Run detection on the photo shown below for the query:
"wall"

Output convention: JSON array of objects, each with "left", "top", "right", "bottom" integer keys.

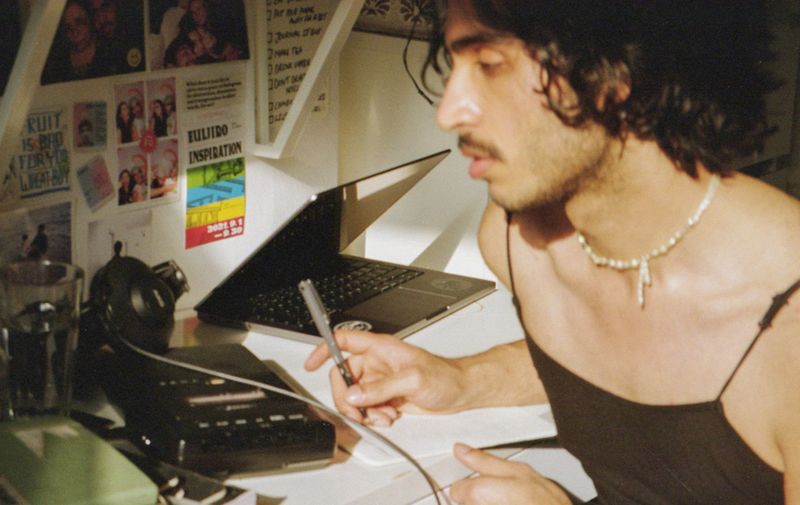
[
  {"left": 5, "top": 2, "right": 799, "bottom": 315},
  {"left": 1, "top": 0, "right": 341, "bottom": 311},
  {"left": 338, "top": 31, "right": 496, "bottom": 283},
  {"left": 752, "top": 0, "right": 800, "bottom": 195}
]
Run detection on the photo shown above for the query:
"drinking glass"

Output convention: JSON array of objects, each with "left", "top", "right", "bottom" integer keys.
[{"left": 0, "top": 261, "right": 84, "bottom": 420}]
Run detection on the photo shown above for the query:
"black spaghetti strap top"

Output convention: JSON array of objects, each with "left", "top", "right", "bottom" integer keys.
[{"left": 506, "top": 213, "right": 792, "bottom": 504}]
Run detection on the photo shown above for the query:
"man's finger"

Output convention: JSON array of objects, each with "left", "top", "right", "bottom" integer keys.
[
  {"left": 328, "top": 365, "right": 366, "bottom": 423},
  {"left": 333, "top": 329, "right": 391, "bottom": 354},
  {"left": 344, "top": 367, "right": 422, "bottom": 407},
  {"left": 454, "top": 443, "right": 526, "bottom": 478},
  {"left": 304, "top": 330, "right": 385, "bottom": 371},
  {"left": 304, "top": 341, "right": 332, "bottom": 371}
]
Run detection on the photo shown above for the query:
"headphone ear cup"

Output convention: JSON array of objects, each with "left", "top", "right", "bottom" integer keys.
[{"left": 87, "top": 256, "right": 174, "bottom": 354}]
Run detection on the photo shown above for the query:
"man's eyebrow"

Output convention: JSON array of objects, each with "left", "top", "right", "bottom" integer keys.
[{"left": 447, "top": 32, "right": 509, "bottom": 53}]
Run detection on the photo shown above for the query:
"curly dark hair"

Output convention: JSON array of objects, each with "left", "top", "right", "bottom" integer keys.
[{"left": 424, "top": 0, "right": 780, "bottom": 176}]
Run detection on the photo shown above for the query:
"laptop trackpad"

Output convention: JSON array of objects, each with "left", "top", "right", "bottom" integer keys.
[{"left": 344, "top": 288, "right": 456, "bottom": 328}]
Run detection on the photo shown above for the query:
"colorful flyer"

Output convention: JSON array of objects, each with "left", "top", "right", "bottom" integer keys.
[
  {"left": 185, "top": 157, "right": 245, "bottom": 249},
  {"left": 13, "top": 108, "right": 70, "bottom": 199}
]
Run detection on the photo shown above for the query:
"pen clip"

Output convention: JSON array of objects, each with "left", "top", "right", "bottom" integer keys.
[{"left": 299, "top": 279, "right": 330, "bottom": 326}]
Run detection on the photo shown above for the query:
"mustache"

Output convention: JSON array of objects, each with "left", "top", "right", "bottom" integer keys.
[{"left": 458, "top": 135, "right": 503, "bottom": 161}]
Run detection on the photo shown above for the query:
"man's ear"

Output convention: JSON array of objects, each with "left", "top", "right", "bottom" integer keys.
[{"left": 596, "top": 62, "right": 631, "bottom": 111}]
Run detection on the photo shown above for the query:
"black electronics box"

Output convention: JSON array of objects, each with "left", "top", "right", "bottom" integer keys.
[{"left": 99, "top": 343, "right": 336, "bottom": 477}]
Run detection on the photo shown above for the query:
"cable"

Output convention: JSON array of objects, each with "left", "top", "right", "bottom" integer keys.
[
  {"left": 403, "top": 19, "right": 435, "bottom": 106},
  {"left": 119, "top": 337, "right": 452, "bottom": 505}
]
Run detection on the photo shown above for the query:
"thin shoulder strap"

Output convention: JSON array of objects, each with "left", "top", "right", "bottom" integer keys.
[{"left": 717, "top": 278, "right": 800, "bottom": 400}]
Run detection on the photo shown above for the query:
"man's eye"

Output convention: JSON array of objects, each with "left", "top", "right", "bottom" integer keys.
[
  {"left": 478, "top": 61, "right": 502, "bottom": 74},
  {"left": 476, "top": 50, "right": 504, "bottom": 73}
]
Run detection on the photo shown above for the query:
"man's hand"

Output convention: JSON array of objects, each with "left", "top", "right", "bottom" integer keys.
[
  {"left": 449, "top": 444, "right": 572, "bottom": 505},
  {"left": 304, "top": 330, "right": 469, "bottom": 426}
]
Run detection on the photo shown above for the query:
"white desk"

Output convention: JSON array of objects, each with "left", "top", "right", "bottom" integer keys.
[{"left": 172, "top": 289, "right": 596, "bottom": 504}]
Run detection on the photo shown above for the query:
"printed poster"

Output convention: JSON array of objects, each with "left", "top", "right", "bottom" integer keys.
[
  {"left": 185, "top": 157, "right": 245, "bottom": 248},
  {"left": 182, "top": 64, "right": 246, "bottom": 249},
  {"left": 13, "top": 108, "right": 70, "bottom": 199}
]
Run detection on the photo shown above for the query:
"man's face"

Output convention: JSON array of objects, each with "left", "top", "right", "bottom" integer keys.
[
  {"left": 436, "top": 1, "right": 613, "bottom": 211},
  {"left": 94, "top": 1, "right": 118, "bottom": 39}
]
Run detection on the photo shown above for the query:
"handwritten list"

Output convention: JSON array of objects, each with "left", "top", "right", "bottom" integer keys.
[{"left": 265, "top": 0, "right": 335, "bottom": 141}]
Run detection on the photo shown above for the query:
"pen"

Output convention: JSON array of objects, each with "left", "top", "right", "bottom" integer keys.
[{"left": 298, "top": 279, "right": 368, "bottom": 419}]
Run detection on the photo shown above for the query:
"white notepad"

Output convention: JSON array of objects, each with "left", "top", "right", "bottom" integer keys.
[{"left": 343, "top": 403, "right": 556, "bottom": 466}]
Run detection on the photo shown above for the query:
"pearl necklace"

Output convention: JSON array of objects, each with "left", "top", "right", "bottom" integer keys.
[{"left": 576, "top": 174, "right": 721, "bottom": 308}]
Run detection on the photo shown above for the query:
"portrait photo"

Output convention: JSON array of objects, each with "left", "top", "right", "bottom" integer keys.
[
  {"left": 148, "top": 0, "right": 249, "bottom": 70},
  {"left": 114, "top": 81, "right": 146, "bottom": 146},
  {"left": 41, "top": 0, "right": 145, "bottom": 85}
]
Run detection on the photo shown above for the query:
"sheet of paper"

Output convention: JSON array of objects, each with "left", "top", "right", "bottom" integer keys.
[
  {"left": 242, "top": 289, "right": 555, "bottom": 467},
  {"left": 344, "top": 404, "right": 556, "bottom": 466}
]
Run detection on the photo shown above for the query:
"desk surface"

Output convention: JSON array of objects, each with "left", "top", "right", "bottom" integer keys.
[{"left": 144, "top": 290, "right": 595, "bottom": 504}]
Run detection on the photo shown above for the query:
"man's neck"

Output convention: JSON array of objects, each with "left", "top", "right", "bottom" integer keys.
[{"left": 563, "top": 139, "right": 715, "bottom": 261}]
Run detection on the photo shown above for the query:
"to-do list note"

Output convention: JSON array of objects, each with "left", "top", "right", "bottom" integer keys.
[{"left": 265, "top": 0, "right": 335, "bottom": 142}]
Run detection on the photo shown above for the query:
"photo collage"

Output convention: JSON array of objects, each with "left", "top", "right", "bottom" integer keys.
[
  {"left": 0, "top": 0, "right": 250, "bottom": 261},
  {"left": 114, "top": 77, "right": 179, "bottom": 206}
]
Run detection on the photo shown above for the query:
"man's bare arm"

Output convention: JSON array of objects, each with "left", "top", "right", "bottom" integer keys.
[{"left": 453, "top": 339, "right": 548, "bottom": 409}]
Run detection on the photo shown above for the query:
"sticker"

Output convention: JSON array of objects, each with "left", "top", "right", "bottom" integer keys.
[{"left": 334, "top": 321, "right": 373, "bottom": 332}]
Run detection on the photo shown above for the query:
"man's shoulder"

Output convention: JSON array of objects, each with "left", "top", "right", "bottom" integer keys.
[
  {"left": 730, "top": 173, "right": 800, "bottom": 220},
  {"left": 766, "top": 289, "right": 800, "bottom": 455},
  {"left": 724, "top": 174, "right": 800, "bottom": 252}
]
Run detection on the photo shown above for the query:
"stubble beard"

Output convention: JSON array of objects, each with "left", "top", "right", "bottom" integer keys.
[{"left": 491, "top": 127, "right": 614, "bottom": 213}]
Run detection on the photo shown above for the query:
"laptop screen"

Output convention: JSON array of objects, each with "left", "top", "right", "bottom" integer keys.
[{"left": 195, "top": 150, "right": 451, "bottom": 318}]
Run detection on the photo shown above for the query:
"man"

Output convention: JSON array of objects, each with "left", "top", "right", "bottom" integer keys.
[{"left": 306, "top": 1, "right": 800, "bottom": 504}]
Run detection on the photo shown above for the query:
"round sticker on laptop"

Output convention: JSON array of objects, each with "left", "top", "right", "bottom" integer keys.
[{"left": 334, "top": 320, "right": 373, "bottom": 331}]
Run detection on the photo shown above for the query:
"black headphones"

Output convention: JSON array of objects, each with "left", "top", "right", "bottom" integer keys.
[{"left": 80, "top": 242, "right": 189, "bottom": 356}]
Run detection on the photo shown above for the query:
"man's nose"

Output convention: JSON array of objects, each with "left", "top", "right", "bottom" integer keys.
[{"left": 436, "top": 70, "right": 481, "bottom": 132}]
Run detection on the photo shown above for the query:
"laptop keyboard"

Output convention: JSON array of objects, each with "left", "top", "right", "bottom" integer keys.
[{"left": 247, "top": 258, "right": 422, "bottom": 332}]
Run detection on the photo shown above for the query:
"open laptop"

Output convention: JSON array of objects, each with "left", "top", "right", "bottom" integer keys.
[{"left": 195, "top": 150, "right": 496, "bottom": 344}]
